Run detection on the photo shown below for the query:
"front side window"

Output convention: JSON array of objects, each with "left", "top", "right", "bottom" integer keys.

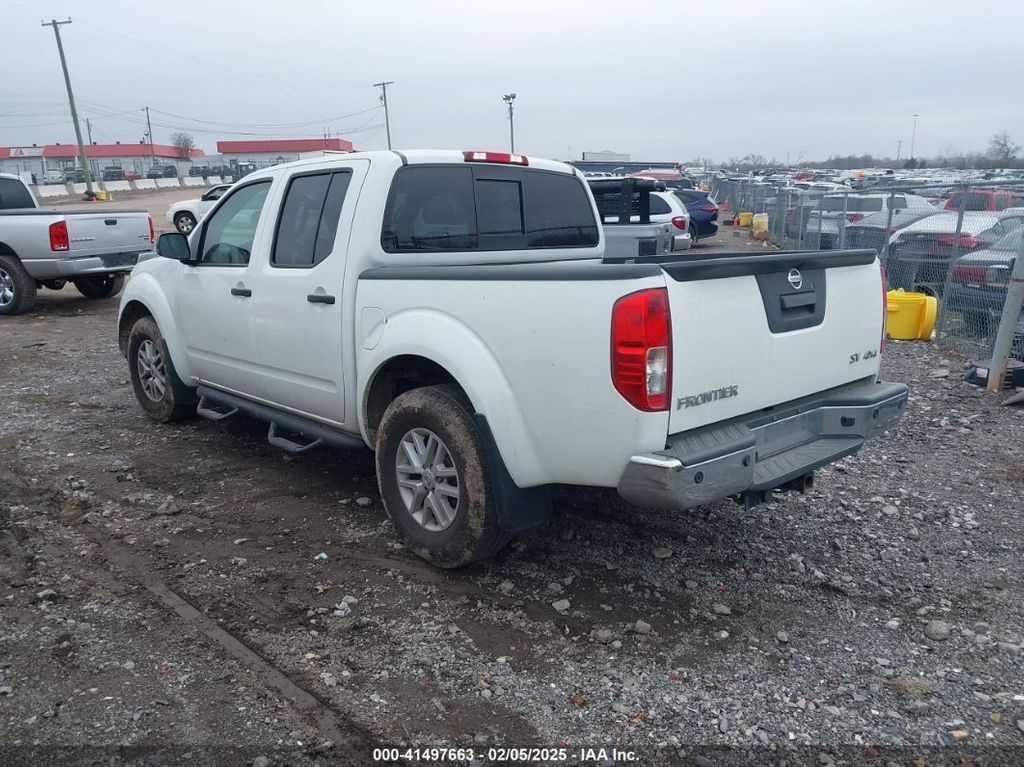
[{"left": 198, "top": 180, "right": 272, "bottom": 265}]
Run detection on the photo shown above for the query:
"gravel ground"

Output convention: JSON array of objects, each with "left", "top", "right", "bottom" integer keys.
[{"left": 1, "top": 288, "right": 1023, "bottom": 765}]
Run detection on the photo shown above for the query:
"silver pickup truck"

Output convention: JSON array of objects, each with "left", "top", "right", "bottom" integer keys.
[
  {"left": 0, "top": 172, "right": 153, "bottom": 315},
  {"left": 588, "top": 177, "right": 676, "bottom": 259}
]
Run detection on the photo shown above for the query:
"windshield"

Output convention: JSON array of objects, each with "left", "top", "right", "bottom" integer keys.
[{"left": 992, "top": 228, "right": 1023, "bottom": 251}]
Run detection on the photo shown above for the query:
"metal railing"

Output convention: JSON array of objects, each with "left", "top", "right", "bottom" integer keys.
[{"left": 707, "top": 175, "right": 1024, "bottom": 380}]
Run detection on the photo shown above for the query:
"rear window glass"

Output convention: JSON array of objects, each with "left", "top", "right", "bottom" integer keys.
[
  {"left": 381, "top": 167, "right": 477, "bottom": 252},
  {"left": 820, "top": 197, "right": 884, "bottom": 212},
  {"left": 0, "top": 178, "right": 34, "bottom": 209},
  {"left": 649, "top": 196, "right": 672, "bottom": 215},
  {"left": 382, "top": 166, "right": 598, "bottom": 252}
]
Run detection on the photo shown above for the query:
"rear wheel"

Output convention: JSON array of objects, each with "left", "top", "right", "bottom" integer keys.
[
  {"left": 174, "top": 211, "right": 197, "bottom": 234},
  {"left": 0, "top": 255, "right": 37, "bottom": 316},
  {"left": 376, "top": 385, "right": 510, "bottom": 568},
  {"left": 74, "top": 273, "right": 126, "bottom": 300},
  {"left": 127, "top": 316, "right": 196, "bottom": 422}
]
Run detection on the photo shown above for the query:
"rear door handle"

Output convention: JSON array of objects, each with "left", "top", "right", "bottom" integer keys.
[
  {"left": 230, "top": 287, "right": 252, "bottom": 298},
  {"left": 307, "top": 293, "right": 335, "bottom": 304}
]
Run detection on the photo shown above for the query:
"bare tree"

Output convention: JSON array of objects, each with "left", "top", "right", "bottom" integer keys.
[
  {"left": 170, "top": 131, "right": 196, "bottom": 161},
  {"left": 988, "top": 131, "right": 1019, "bottom": 166}
]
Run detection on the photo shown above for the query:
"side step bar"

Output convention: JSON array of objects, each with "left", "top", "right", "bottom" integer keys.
[{"left": 195, "top": 385, "right": 366, "bottom": 453}]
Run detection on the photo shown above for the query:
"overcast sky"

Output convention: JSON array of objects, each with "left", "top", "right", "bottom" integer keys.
[{"left": 4, "top": 0, "right": 1023, "bottom": 163}]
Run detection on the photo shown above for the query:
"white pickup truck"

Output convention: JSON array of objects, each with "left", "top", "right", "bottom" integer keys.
[
  {"left": 117, "top": 150, "right": 907, "bottom": 568},
  {"left": 0, "top": 172, "right": 153, "bottom": 315}
]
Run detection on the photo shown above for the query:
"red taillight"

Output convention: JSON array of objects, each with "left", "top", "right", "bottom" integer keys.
[
  {"left": 148, "top": 216, "right": 155, "bottom": 244},
  {"left": 937, "top": 235, "right": 981, "bottom": 248},
  {"left": 880, "top": 265, "right": 887, "bottom": 352},
  {"left": 671, "top": 216, "right": 688, "bottom": 230},
  {"left": 847, "top": 213, "right": 864, "bottom": 223},
  {"left": 700, "top": 205, "right": 718, "bottom": 213},
  {"left": 611, "top": 288, "right": 672, "bottom": 412},
  {"left": 49, "top": 220, "right": 69, "bottom": 252},
  {"left": 462, "top": 150, "right": 529, "bottom": 166},
  {"left": 952, "top": 264, "right": 987, "bottom": 283}
]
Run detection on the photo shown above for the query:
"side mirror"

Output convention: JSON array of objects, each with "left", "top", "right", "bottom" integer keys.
[{"left": 157, "top": 232, "right": 192, "bottom": 263}]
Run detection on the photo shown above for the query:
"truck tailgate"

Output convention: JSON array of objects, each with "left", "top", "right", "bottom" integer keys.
[
  {"left": 60, "top": 208, "right": 152, "bottom": 257},
  {"left": 662, "top": 249, "right": 884, "bottom": 434}
]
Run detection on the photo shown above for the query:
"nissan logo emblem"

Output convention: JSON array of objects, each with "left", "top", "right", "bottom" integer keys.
[{"left": 787, "top": 268, "right": 803, "bottom": 290}]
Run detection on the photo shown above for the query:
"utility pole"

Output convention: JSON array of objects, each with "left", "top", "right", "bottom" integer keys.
[
  {"left": 372, "top": 80, "right": 394, "bottom": 149},
  {"left": 910, "top": 114, "right": 919, "bottom": 165},
  {"left": 502, "top": 93, "right": 516, "bottom": 153},
  {"left": 86, "top": 117, "right": 93, "bottom": 145},
  {"left": 144, "top": 106, "right": 155, "bottom": 164},
  {"left": 42, "top": 18, "right": 93, "bottom": 195},
  {"left": 896, "top": 139, "right": 902, "bottom": 164}
]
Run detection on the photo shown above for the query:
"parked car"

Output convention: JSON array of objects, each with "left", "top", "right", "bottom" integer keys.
[
  {"left": 805, "top": 193, "right": 934, "bottom": 249},
  {"left": 145, "top": 166, "right": 165, "bottom": 180},
  {"left": 648, "top": 191, "right": 692, "bottom": 251},
  {"left": 946, "top": 227, "right": 1022, "bottom": 333},
  {"left": 101, "top": 166, "right": 125, "bottom": 182},
  {"left": 842, "top": 210, "right": 941, "bottom": 255},
  {"left": 123, "top": 170, "right": 141, "bottom": 182},
  {"left": 209, "top": 165, "right": 233, "bottom": 178},
  {"left": 42, "top": 169, "right": 65, "bottom": 184},
  {"left": 885, "top": 209, "right": 1024, "bottom": 295},
  {"left": 0, "top": 172, "right": 153, "bottom": 315},
  {"left": 63, "top": 168, "right": 87, "bottom": 183},
  {"left": 945, "top": 189, "right": 1017, "bottom": 212},
  {"left": 189, "top": 165, "right": 210, "bottom": 178},
  {"left": 670, "top": 188, "right": 719, "bottom": 244},
  {"left": 118, "top": 149, "right": 905, "bottom": 568},
  {"left": 165, "top": 183, "right": 232, "bottom": 234}
]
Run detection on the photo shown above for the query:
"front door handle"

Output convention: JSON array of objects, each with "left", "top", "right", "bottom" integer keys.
[
  {"left": 231, "top": 286, "right": 252, "bottom": 297},
  {"left": 307, "top": 293, "right": 335, "bottom": 305}
]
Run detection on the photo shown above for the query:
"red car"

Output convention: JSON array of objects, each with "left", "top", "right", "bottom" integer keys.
[
  {"left": 123, "top": 170, "right": 141, "bottom": 181},
  {"left": 944, "top": 189, "right": 1022, "bottom": 212}
]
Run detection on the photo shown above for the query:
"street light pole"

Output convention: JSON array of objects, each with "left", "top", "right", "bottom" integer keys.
[
  {"left": 910, "top": 114, "right": 919, "bottom": 165},
  {"left": 42, "top": 18, "right": 93, "bottom": 196},
  {"left": 502, "top": 93, "right": 516, "bottom": 153},
  {"left": 372, "top": 80, "right": 394, "bottom": 149},
  {"left": 896, "top": 140, "right": 902, "bottom": 164}
]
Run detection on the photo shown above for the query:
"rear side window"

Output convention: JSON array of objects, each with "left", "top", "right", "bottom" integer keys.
[
  {"left": 995, "top": 193, "right": 1012, "bottom": 211},
  {"left": 0, "top": 178, "right": 34, "bottom": 209},
  {"left": 272, "top": 171, "right": 352, "bottom": 267},
  {"left": 950, "top": 192, "right": 990, "bottom": 211},
  {"left": 381, "top": 166, "right": 598, "bottom": 252}
]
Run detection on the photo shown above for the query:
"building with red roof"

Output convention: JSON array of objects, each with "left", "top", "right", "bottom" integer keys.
[
  {"left": 0, "top": 142, "right": 204, "bottom": 179},
  {"left": 215, "top": 138, "right": 353, "bottom": 166}
]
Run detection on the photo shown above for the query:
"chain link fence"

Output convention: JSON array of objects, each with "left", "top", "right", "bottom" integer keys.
[{"left": 707, "top": 176, "right": 1024, "bottom": 376}]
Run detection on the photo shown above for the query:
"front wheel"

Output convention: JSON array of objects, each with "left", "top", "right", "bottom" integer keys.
[
  {"left": 174, "top": 212, "right": 197, "bottom": 234},
  {"left": 375, "top": 385, "right": 510, "bottom": 569},
  {"left": 74, "top": 273, "right": 125, "bottom": 300},
  {"left": 127, "top": 316, "right": 196, "bottom": 422}
]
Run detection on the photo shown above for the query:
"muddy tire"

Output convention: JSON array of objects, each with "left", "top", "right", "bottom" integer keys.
[
  {"left": 74, "top": 273, "right": 126, "bottom": 300},
  {"left": 376, "top": 385, "right": 510, "bottom": 569},
  {"left": 0, "top": 255, "right": 37, "bottom": 316},
  {"left": 127, "top": 316, "right": 195, "bottom": 423}
]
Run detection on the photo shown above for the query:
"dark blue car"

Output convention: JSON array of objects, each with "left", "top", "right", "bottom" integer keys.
[{"left": 670, "top": 189, "right": 719, "bottom": 244}]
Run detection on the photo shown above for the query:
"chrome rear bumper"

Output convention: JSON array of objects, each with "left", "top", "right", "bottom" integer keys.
[{"left": 618, "top": 380, "right": 908, "bottom": 510}]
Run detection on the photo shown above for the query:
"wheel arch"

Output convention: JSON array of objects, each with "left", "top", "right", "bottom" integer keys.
[
  {"left": 0, "top": 241, "right": 20, "bottom": 258},
  {"left": 116, "top": 274, "right": 193, "bottom": 381}
]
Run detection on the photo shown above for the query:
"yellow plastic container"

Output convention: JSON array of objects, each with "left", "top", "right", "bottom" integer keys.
[
  {"left": 737, "top": 211, "right": 753, "bottom": 227},
  {"left": 751, "top": 213, "right": 769, "bottom": 235},
  {"left": 886, "top": 289, "right": 937, "bottom": 340},
  {"left": 95, "top": 189, "right": 108, "bottom": 201}
]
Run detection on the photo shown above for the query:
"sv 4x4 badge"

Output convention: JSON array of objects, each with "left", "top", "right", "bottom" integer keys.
[{"left": 677, "top": 385, "right": 739, "bottom": 410}]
